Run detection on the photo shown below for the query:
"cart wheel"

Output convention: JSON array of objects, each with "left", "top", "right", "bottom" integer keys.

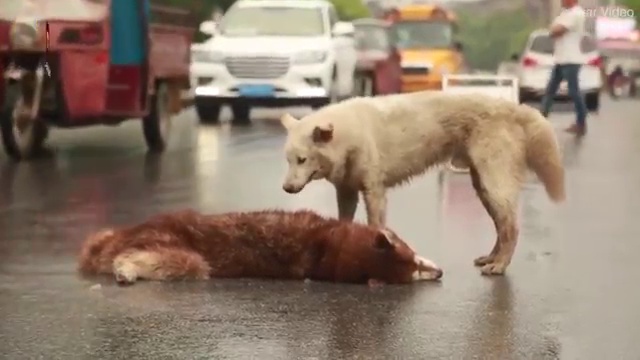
[
  {"left": 0, "top": 84, "right": 49, "bottom": 160},
  {"left": 143, "top": 82, "right": 172, "bottom": 152}
]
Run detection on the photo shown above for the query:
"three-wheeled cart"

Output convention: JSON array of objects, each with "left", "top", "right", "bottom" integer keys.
[{"left": 0, "top": 0, "right": 195, "bottom": 160}]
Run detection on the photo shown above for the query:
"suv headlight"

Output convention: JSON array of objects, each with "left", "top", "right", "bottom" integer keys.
[
  {"left": 192, "top": 50, "right": 224, "bottom": 63},
  {"left": 293, "top": 50, "right": 327, "bottom": 65}
]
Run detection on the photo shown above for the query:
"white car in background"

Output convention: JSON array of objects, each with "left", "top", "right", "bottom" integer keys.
[
  {"left": 514, "top": 29, "right": 602, "bottom": 111},
  {"left": 190, "top": 0, "right": 357, "bottom": 123}
]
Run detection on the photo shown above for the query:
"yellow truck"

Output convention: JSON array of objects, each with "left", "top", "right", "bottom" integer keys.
[{"left": 383, "top": 5, "right": 466, "bottom": 92}]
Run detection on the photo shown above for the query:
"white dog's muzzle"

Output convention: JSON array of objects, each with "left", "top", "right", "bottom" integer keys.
[
  {"left": 282, "top": 183, "right": 304, "bottom": 194},
  {"left": 412, "top": 255, "right": 443, "bottom": 281}
]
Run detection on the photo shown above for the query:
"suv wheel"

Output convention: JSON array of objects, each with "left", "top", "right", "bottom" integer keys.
[
  {"left": 195, "top": 100, "right": 221, "bottom": 124},
  {"left": 231, "top": 104, "right": 251, "bottom": 124},
  {"left": 585, "top": 92, "right": 599, "bottom": 112}
]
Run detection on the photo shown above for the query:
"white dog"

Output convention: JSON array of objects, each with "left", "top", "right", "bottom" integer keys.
[{"left": 280, "top": 91, "right": 565, "bottom": 275}]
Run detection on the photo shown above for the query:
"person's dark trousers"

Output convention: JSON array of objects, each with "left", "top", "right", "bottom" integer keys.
[{"left": 541, "top": 63, "right": 587, "bottom": 132}]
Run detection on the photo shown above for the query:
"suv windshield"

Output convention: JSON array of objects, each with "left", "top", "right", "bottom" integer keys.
[
  {"left": 530, "top": 34, "right": 597, "bottom": 53},
  {"left": 220, "top": 6, "right": 325, "bottom": 37},
  {"left": 355, "top": 25, "right": 390, "bottom": 51},
  {"left": 391, "top": 21, "right": 453, "bottom": 49}
]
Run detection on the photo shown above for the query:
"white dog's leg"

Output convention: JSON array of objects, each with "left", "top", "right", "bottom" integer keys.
[
  {"left": 335, "top": 186, "right": 359, "bottom": 221},
  {"left": 363, "top": 187, "right": 387, "bottom": 228},
  {"left": 468, "top": 148, "right": 524, "bottom": 276}
]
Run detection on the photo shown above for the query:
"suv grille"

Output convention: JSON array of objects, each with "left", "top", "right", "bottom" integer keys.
[{"left": 225, "top": 56, "right": 289, "bottom": 79}]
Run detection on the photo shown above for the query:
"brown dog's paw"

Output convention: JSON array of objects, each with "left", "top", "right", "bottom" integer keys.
[
  {"left": 479, "top": 262, "right": 507, "bottom": 276},
  {"left": 473, "top": 255, "right": 496, "bottom": 267}
]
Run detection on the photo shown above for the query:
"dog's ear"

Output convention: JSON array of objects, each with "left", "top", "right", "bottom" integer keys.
[
  {"left": 374, "top": 230, "right": 396, "bottom": 251},
  {"left": 312, "top": 123, "right": 333, "bottom": 143},
  {"left": 280, "top": 113, "right": 298, "bottom": 130}
]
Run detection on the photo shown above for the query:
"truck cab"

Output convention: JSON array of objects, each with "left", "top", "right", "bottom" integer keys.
[{"left": 383, "top": 5, "right": 465, "bottom": 92}]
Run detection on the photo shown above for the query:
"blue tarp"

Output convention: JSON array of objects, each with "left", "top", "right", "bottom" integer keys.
[{"left": 109, "top": 0, "right": 149, "bottom": 65}]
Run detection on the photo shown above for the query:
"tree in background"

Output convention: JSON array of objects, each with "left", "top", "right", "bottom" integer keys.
[
  {"left": 620, "top": 0, "right": 640, "bottom": 25},
  {"left": 457, "top": 7, "right": 537, "bottom": 70},
  {"left": 325, "top": 0, "right": 370, "bottom": 20}
]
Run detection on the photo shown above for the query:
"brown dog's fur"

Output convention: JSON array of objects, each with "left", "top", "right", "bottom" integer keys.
[{"left": 78, "top": 209, "right": 442, "bottom": 285}]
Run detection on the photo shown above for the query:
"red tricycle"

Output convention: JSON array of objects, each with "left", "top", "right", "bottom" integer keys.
[
  {"left": 0, "top": 0, "right": 195, "bottom": 160},
  {"left": 352, "top": 18, "right": 402, "bottom": 96}
]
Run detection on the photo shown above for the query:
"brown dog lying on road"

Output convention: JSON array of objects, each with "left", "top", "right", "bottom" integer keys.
[{"left": 78, "top": 209, "right": 443, "bottom": 285}]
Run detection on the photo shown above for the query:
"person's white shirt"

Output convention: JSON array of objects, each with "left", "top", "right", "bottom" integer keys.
[{"left": 552, "top": 5, "right": 586, "bottom": 64}]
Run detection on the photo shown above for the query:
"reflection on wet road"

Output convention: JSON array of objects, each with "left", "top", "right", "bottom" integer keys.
[{"left": 1, "top": 100, "right": 640, "bottom": 359}]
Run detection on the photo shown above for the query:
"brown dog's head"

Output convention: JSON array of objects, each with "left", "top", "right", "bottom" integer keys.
[{"left": 336, "top": 227, "right": 443, "bottom": 284}]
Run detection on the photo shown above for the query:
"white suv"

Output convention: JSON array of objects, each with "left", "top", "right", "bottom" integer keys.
[
  {"left": 190, "top": 0, "right": 357, "bottom": 123},
  {"left": 515, "top": 29, "right": 602, "bottom": 111}
]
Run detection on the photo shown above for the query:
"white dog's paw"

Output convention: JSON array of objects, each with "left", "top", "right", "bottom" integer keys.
[
  {"left": 479, "top": 262, "right": 507, "bottom": 276},
  {"left": 473, "top": 254, "right": 496, "bottom": 266}
]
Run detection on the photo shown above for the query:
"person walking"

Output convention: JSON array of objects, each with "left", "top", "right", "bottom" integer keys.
[{"left": 541, "top": 0, "right": 588, "bottom": 135}]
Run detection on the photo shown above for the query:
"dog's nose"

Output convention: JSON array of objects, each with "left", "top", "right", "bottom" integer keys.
[{"left": 283, "top": 184, "right": 294, "bottom": 193}]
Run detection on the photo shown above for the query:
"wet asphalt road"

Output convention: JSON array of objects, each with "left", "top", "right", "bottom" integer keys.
[{"left": 1, "top": 97, "right": 640, "bottom": 359}]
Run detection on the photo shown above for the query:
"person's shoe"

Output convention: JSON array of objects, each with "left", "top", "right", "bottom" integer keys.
[{"left": 564, "top": 123, "right": 586, "bottom": 136}]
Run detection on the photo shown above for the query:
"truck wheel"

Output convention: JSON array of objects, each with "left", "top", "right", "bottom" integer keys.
[
  {"left": 195, "top": 99, "right": 221, "bottom": 124},
  {"left": 585, "top": 92, "right": 599, "bottom": 112},
  {"left": 362, "top": 74, "right": 374, "bottom": 97},
  {"left": 352, "top": 73, "right": 362, "bottom": 96},
  {"left": 231, "top": 104, "right": 250, "bottom": 124},
  {"left": 353, "top": 71, "right": 372, "bottom": 96},
  {"left": 0, "top": 84, "right": 49, "bottom": 160},
  {"left": 143, "top": 82, "right": 172, "bottom": 152}
]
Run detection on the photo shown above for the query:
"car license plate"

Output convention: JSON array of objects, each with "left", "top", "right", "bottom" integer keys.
[{"left": 238, "top": 84, "right": 275, "bottom": 97}]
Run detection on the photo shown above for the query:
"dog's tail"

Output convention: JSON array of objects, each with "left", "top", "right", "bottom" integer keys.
[
  {"left": 77, "top": 228, "right": 116, "bottom": 275},
  {"left": 523, "top": 108, "right": 565, "bottom": 202}
]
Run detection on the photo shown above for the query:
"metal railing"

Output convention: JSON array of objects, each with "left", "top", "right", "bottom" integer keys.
[{"left": 442, "top": 74, "right": 520, "bottom": 103}]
